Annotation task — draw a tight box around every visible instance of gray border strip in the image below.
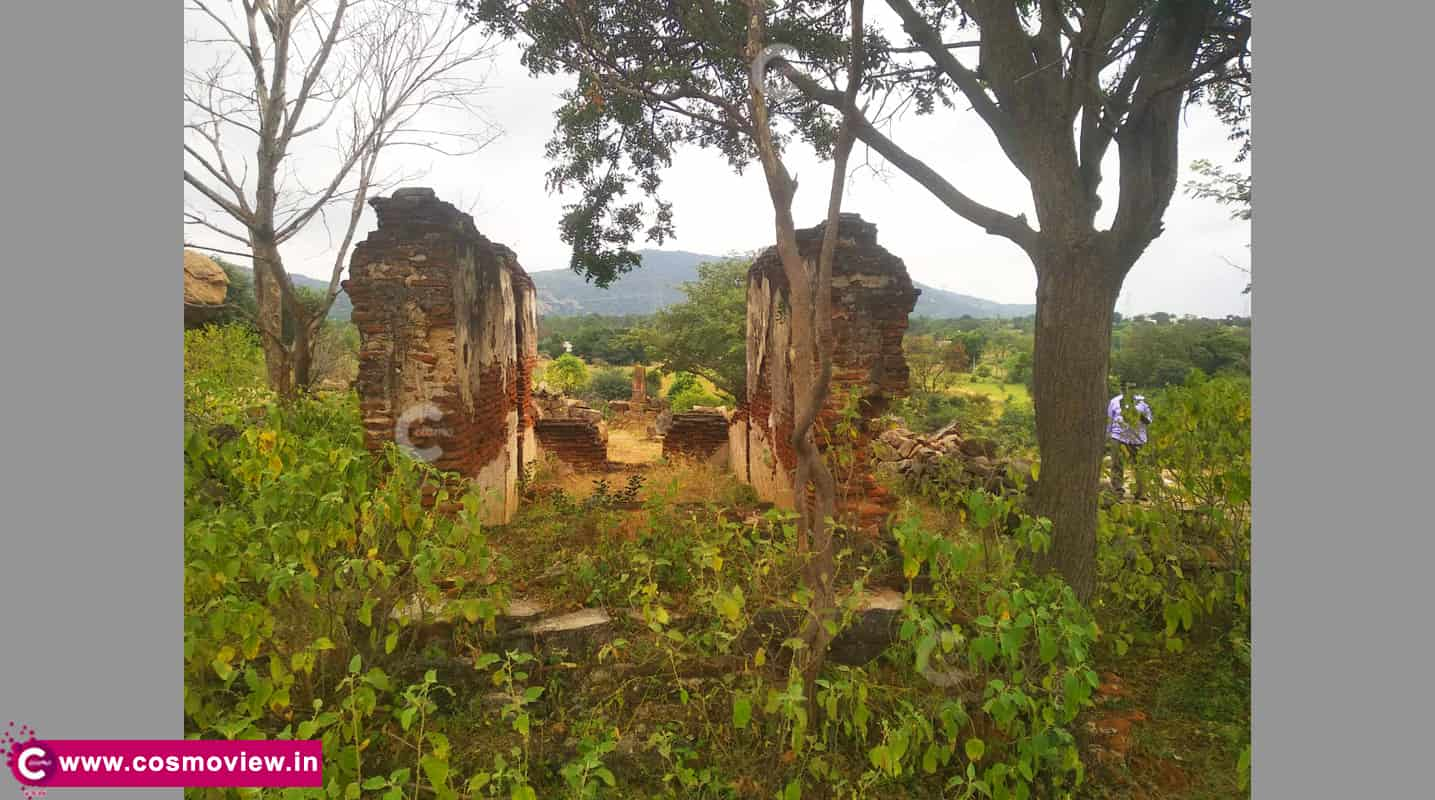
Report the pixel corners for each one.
[2,2,1434,799]
[0,1,180,797]
[1254,1,1434,796]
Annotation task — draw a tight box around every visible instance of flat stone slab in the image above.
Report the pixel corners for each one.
[517,607,616,654]
[524,608,612,635]
[858,588,904,612]
[505,598,548,619]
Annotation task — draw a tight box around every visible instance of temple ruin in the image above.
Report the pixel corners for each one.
[729,213,920,533]
[342,187,539,524]
[341,194,917,530]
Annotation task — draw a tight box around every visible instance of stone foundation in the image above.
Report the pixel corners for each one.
[737,213,919,533]
[342,187,535,524]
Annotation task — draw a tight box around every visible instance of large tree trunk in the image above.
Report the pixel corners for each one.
[292,319,316,392]
[1029,244,1123,602]
[252,237,292,398]
[784,244,838,696]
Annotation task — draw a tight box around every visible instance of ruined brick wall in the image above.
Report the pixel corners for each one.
[342,187,530,524]
[738,213,919,533]
[510,257,541,475]
[662,411,730,464]
[534,419,611,472]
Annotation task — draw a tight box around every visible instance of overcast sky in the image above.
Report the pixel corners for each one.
[185,7,1252,319]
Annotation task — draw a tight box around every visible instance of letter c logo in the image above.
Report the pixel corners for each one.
[395,402,448,463]
[17,746,50,781]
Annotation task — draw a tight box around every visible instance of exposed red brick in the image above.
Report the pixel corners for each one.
[534,419,613,472]
[663,411,729,461]
[741,214,919,534]
[341,187,535,524]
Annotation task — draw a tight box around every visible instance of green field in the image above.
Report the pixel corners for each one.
[944,375,1032,410]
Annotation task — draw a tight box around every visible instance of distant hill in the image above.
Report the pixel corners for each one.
[226,266,353,321]
[238,248,1031,323]
[531,250,1034,319]
[291,273,353,320]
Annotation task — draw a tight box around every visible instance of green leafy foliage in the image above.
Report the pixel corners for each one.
[665,370,727,412]
[637,258,750,399]
[546,353,591,395]
[880,511,1097,798]
[1111,317,1250,389]
[183,325,1248,799]
[895,392,996,436]
[1097,373,1250,660]
[184,325,269,429]
[538,314,649,364]
[184,334,509,798]
[666,371,700,398]
[585,367,633,402]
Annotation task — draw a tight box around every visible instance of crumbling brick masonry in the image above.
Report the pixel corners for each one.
[342,187,539,524]
[662,411,730,465]
[534,419,612,472]
[731,213,919,533]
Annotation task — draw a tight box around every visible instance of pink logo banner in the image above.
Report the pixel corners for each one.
[6,739,323,789]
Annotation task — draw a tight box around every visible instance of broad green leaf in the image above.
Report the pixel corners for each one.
[733,696,752,730]
[972,636,998,662]
[923,743,940,774]
[420,755,449,790]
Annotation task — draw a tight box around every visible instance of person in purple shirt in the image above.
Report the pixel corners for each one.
[1107,387,1153,499]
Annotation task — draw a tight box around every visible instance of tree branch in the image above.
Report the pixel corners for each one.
[780,62,1035,252]
[883,0,1024,166]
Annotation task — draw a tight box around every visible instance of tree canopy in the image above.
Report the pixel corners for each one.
[637,257,750,399]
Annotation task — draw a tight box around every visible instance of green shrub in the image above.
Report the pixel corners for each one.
[670,385,724,412]
[546,353,590,395]
[184,324,267,425]
[847,513,1101,798]
[666,371,700,398]
[586,367,632,402]
[1096,372,1251,659]
[897,392,995,435]
[1003,351,1033,389]
[993,403,1037,455]
[184,390,510,798]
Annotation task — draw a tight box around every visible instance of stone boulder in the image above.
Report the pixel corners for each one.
[183,249,229,327]
[872,424,1031,497]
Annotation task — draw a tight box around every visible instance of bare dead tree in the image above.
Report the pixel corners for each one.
[184,0,501,396]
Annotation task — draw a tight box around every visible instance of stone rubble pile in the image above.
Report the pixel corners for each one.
[872,421,1034,495]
